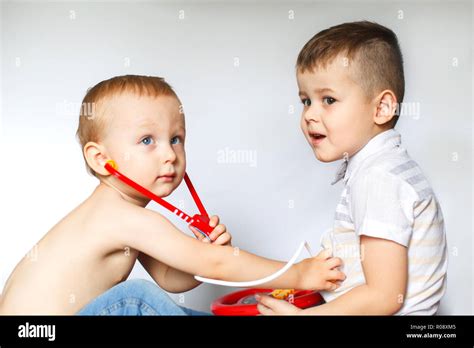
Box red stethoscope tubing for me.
[183,173,208,218]
[104,162,212,236]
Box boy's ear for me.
[373,90,398,126]
[83,141,112,176]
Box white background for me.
[0,0,472,314]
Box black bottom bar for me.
[0,315,473,346]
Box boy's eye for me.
[141,136,154,145]
[301,98,311,107]
[170,136,182,145]
[323,96,337,105]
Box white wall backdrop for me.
[0,0,472,314]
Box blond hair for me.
[76,75,178,177]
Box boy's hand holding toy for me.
[297,249,345,291]
[189,215,231,246]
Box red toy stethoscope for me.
[104,160,213,240]
[104,159,323,315]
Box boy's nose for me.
[160,144,177,163]
[303,106,321,123]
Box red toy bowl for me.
[211,288,323,316]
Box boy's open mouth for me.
[308,131,326,144]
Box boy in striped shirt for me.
[257,21,447,315]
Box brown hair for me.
[296,21,405,127]
[76,75,178,177]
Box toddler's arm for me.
[137,215,230,293]
[119,206,344,291]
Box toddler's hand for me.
[189,215,232,246]
[297,249,345,291]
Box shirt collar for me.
[332,129,402,186]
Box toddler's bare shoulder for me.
[103,202,169,241]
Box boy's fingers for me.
[209,224,226,240]
[256,303,274,316]
[326,257,343,269]
[189,226,204,241]
[316,248,332,260]
[329,270,346,281]
[209,226,222,239]
[324,281,339,291]
[257,295,297,315]
[213,233,231,245]
[256,295,278,315]
[189,226,211,242]
[209,215,219,228]
[257,294,278,307]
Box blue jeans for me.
[76,279,211,316]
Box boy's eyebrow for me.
[136,121,186,134]
[175,125,186,133]
[314,87,336,94]
[298,88,336,97]
[137,120,158,129]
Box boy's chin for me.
[313,149,338,163]
[153,184,176,198]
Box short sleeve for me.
[349,167,416,247]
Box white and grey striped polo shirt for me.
[319,129,447,315]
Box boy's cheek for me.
[175,154,186,174]
[299,122,311,143]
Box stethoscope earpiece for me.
[106,160,118,170]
